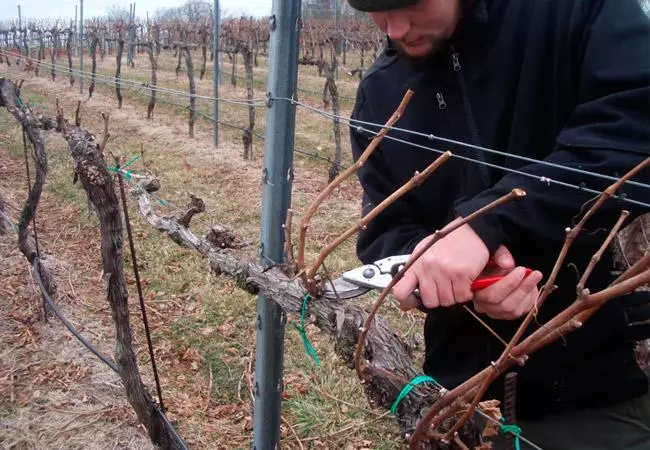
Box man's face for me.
[369,0,462,59]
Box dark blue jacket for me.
[350,0,650,419]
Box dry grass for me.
[0,49,420,449]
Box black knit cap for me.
[347,0,420,12]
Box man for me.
[347,0,650,448]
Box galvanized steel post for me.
[213,0,219,146]
[79,0,83,94]
[253,0,301,448]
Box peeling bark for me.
[89,37,99,98]
[0,78,56,299]
[230,52,237,87]
[199,31,207,81]
[241,47,255,160]
[66,29,75,87]
[182,46,196,138]
[50,29,58,81]
[36,30,44,75]
[116,35,124,108]
[147,40,158,120]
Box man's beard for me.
[393,38,450,64]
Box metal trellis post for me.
[334,0,340,80]
[253,0,301,448]
[213,0,219,146]
[74,5,78,54]
[79,0,84,94]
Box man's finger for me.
[398,293,422,311]
[514,285,541,318]
[479,271,543,320]
[437,278,457,307]
[451,276,473,304]
[419,276,440,309]
[493,245,515,269]
[474,267,527,305]
[393,270,419,304]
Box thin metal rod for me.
[79,0,84,93]
[253,0,302,448]
[213,0,220,146]
[74,5,78,52]
[116,169,165,412]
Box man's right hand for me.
[392,221,491,309]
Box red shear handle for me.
[471,268,533,291]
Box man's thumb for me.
[493,245,515,269]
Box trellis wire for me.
[287,97,650,192]
[7,48,647,199]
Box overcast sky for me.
[1,0,273,22]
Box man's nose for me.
[385,12,411,41]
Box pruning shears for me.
[322,254,533,306]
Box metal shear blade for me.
[322,255,408,300]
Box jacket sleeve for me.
[351,86,431,264]
[454,0,650,253]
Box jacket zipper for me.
[451,48,491,187]
[436,92,447,110]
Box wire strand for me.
[286,97,650,192]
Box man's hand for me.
[393,222,490,309]
[473,246,543,320]
[392,226,543,319]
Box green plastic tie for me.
[107,156,138,180]
[27,101,48,110]
[157,197,169,206]
[292,294,320,366]
[16,96,25,110]
[390,375,436,415]
[500,418,522,450]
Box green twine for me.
[292,294,320,366]
[390,375,436,415]
[500,418,522,450]
[16,96,25,110]
[157,197,169,206]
